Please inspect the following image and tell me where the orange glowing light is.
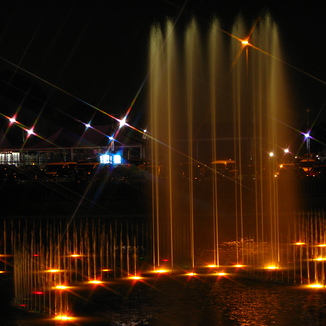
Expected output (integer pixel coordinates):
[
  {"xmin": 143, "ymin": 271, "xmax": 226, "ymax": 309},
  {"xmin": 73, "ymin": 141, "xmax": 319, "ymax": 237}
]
[
  {"xmin": 102, "ymin": 268, "xmax": 112, "ymax": 272},
  {"xmin": 128, "ymin": 275, "xmax": 142, "ymax": 280},
  {"xmin": 234, "ymin": 264, "xmax": 244, "ymax": 268},
  {"xmin": 307, "ymin": 283, "xmax": 324, "ymax": 288},
  {"xmin": 313, "ymin": 257, "xmax": 326, "ymax": 261},
  {"xmin": 317, "ymin": 244, "xmax": 326, "ymax": 247},
  {"xmin": 87, "ymin": 280, "xmax": 103, "ymax": 284},
  {"xmin": 265, "ymin": 266, "xmax": 279, "ymax": 270},
  {"xmin": 46, "ymin": 269, "xmax": 62, "ymax": 273},
  {"xmin": 216, "ymin": 272, "xmax": 227, "ymax": 276},
  {"xmin": 186, "ymin": 272, "xmax": 196, "ymax": 276},
  {"xmin": 53, "ymin": 285, "xmax": 70, "ymax": 290},
  {"xmin": 154, "ymin": 269, "xmax": 170, "ymax": 274},
  {"xmin": 295, "ymin": 242, "xmax": 305, "ymax": 245},
  {"xmin": 69, "ymin": 254, "xmax": 82, "ymax": 258},
  {"xmin": 241, "ymin": 39, "xmax": 250, "ymax": 45},
  {"xmin": 207, "ymin": 264, "xmax": 218, "ymax": 268},
  {"xmin": 0, "ymin": 271, "xmax": 7, "ymax": 274},
  {"xmin": 54, "ymin": 315, "xmax": 76, "ymax": 321}
]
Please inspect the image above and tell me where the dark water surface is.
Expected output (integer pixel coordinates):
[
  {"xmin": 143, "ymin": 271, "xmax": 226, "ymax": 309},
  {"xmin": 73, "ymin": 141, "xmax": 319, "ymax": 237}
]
[{"xmin": 2, "ymin": 274, "xmax": 326, "ymax": 326}]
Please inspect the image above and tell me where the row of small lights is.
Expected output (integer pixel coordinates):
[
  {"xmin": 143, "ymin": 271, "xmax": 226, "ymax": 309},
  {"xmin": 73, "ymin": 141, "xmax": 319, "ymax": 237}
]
[
  {"xmin": 7, "ymin": 115, "xmax": 119, "ymax": 143},
  {"xmin": 3, "ymin": 249, "xmax": 326, "ymax": 323}
]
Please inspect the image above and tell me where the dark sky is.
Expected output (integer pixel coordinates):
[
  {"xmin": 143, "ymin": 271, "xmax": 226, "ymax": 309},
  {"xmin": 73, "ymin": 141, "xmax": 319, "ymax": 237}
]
[{"xmin": 0, "ymin": 0, "xmax": 325, "ymax": 142}]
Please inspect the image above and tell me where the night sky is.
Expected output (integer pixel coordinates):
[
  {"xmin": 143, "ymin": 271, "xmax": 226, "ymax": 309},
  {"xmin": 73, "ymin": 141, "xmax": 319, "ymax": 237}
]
[{"xmin": 0, "ymin": 0, "xmax": 325, "ymax": 150}]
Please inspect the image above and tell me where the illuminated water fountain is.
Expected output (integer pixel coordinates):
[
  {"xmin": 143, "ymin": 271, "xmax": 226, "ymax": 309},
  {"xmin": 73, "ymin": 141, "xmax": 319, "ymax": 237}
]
[
  {"xmin": 1, "ymin": 209, "xmax": 326, "ymax": 324},
  {"xmin": 5, "ymin": 216, "xmax": 150, "ymax": 319},
  {"xmin": 1, "ymin": 14, "xmax": 326, "ymax": 324},
  {"xmin": 148, "ymin": 15, "xmax": 298, "ymax": 271}
]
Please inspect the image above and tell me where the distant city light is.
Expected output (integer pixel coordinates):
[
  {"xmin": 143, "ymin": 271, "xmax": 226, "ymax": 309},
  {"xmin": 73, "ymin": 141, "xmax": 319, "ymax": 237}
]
[
  {"xmin": 26, "ymin": 128, "xmax": 35, "ymax": 136},
  {"xmin": 113, "ymin": 154, "xmax": 122, "ymax": 164},
  {"xmin": 100, "ymin": 154, "xmax": 111, "ymax": 164},
  {"xmin": 119, "ymin": 117, "xmax": 126, "ymax": 128},
  {"xmin": 99, "ymin": 153, "xmax": 122, "ymax": 164},
  {"xmin": 269, "ymin": 152, "xmax": 274, "ymax": 157},
  {"xmin": 284, "ymin": 148, "xmax": 289, "ymax": 153},
  {"xmin": 241, "ymin": 39, "xmax": 250, "ymax": 45},
  {"xmin": 9, "ymin": 116, "xmax": 16, "ymax": 124},
  {"xmin": 304, "ymin": 132, "xmax": 310, "ymax": 139},
  {"xmin": 84, "ymin": 123, "xmax": 91, "ymax": 129}
]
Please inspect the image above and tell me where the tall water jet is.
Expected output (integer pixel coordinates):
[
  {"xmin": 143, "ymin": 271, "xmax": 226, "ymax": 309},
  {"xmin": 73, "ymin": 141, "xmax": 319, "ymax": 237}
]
[{"xmin": 148, "ymin": 14, "xmax": 297, "ymax": 270}]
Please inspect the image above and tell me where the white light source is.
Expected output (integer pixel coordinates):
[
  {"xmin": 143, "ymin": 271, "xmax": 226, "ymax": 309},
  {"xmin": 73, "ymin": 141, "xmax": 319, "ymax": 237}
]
[
  {"xmin": 113, "ymin": 154, "xmax": 122, "ymax": 164},
  {"xmin": 100, "ymin": 154, "xmax": 112, "ymax": 164},
  {"xmin": 26, "ymin": 128, "xmax": 35, "ymax": 136},
  {"xmin": 119, "ymin": 117, "xmax": 126, "ymax": 128}
]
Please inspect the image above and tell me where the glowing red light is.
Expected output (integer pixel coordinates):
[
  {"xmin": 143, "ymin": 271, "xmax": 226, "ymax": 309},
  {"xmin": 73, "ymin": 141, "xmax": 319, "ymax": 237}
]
[{"xmin": 32, "ymin": 291, "xmax": 44, "ymax": 295}]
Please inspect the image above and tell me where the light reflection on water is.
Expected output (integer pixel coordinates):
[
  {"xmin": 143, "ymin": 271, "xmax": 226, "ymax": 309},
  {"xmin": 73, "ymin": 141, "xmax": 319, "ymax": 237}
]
[{"xmin": 2, "ymin": 276, "xmax": 326, "ymax": 326}]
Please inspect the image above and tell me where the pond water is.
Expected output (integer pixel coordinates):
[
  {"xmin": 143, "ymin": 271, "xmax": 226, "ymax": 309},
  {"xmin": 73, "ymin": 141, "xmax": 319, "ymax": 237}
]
[{"xmin": 2, "ymin": 274, "xmax": 326, "ymax": 326}]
